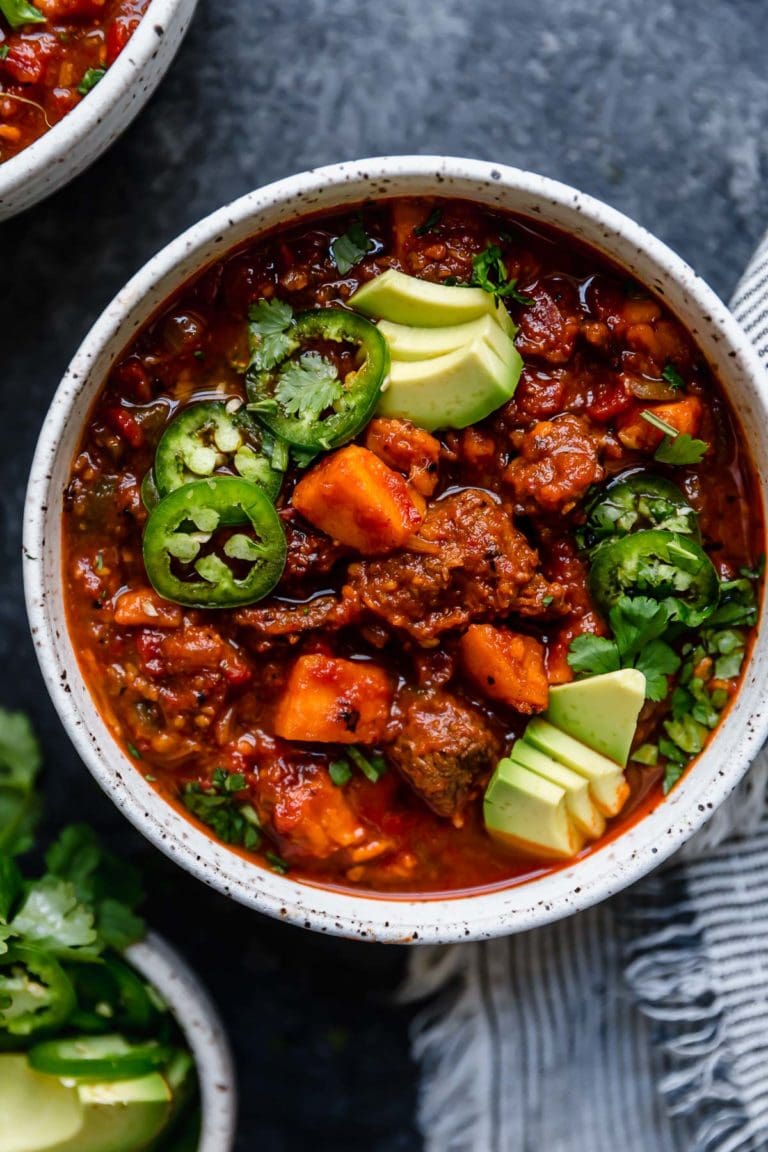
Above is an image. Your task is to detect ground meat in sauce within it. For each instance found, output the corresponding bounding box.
[62,196,763,895]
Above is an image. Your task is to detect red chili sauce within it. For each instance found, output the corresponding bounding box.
[0,0,150,161]
[62,197,763,896]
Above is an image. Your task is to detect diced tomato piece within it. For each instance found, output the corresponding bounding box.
[104,405,145,448]
[588,376,633,423]
[106,16,140,65]
[3,34,59,85]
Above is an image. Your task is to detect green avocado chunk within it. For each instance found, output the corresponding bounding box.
[377,313,517,360]
[0,1055,171,1152]
[525,718,630,817]
[483,758,585,860]
[0,1055,82,1152]
[509,739,606,840]
[349,268,517,337]
[545,669,646,768]
[377,319,523,430]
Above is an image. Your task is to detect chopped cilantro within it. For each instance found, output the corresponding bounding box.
[471,244,534,305]
[413,207,442,236]
[0,45,9,60]
[0,0,45,28]
[126,742,142,760]
[265,850,289,875]
[662,761,686,794]
[347,747,387,783]
[640,409,709,465]
[661,363,685,391]
[182,772,261,851]
[94,552,104,572]
[273,352,343,424]
[331,221,375,275]
[329,760,353,787]
[77,67,106,95]
[247,298,296,373]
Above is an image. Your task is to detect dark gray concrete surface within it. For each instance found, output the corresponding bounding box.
[1,1,767,1147]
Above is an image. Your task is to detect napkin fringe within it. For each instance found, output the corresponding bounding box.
[401,945,490,1152]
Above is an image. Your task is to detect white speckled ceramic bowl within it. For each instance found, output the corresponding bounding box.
[0,0,197,220]
[23,156,768,943]
[125,931,236,1150]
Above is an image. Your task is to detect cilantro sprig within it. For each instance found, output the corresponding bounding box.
[471,244,534,305]
[0,0,45,28]
[331,221,375,276]
[568,596,681,702]
[273,352,343,424]
[641,409,709,465]
[0,709,41,858]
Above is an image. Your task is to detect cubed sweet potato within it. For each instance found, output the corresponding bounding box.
[459,625,549,714]
[617,396,703,452]
[291,445,423,555]
[273,654,393,744]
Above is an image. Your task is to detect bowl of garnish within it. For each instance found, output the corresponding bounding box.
[24,156,768,942]
[0,708,236,1150]
[0,0,197,219]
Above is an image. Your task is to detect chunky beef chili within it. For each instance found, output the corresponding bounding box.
[0,0,150,161]
[62,197,763,895]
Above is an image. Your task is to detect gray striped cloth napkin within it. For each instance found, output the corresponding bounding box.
[403,233,768,1152]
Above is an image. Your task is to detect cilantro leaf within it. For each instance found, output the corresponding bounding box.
[567,634,621,677]
[0,0,45,28]
[635,639,682,702]
[274,353,342,424]
[331,222,375,275]
[0,709,41,792]
[8,876,97,958]
[567,597,680,701]
[77,67,105,95]
[654,433,709,466]
[0,710,42,857]
[640,410,709,465]
[247,298,296,372]
[347,747,387,783]
[471,244,533,305]
[661,363,685,391]
[413,207,442,236]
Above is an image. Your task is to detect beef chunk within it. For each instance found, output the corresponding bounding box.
[504,414,604,515]
[388,688,502,821]
[346,488,565,645]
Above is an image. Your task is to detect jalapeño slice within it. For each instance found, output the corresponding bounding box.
[246,308,389,451]
[154,401,285,501]
[0,944,76,1037]
[27,1033,173,1081]
[579,472,700,550]
[142,476,286,609]
[589,529,719,627]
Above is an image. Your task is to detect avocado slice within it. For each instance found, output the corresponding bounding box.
[377,313,517,361]
[545,669,646,767]
[0,1055,82,1152]
[349,268,517,338]
[377,322,523,430]
[59,1074,172,1152]
[525,718,630,817]
[510,739,606,840]
[484,758,585,860]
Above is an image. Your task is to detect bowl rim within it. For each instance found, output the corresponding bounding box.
[126,931,237,1151]
[0,0,196,199]
[23,154,768,943]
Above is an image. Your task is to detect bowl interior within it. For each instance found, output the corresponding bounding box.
[24,157,768,942]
